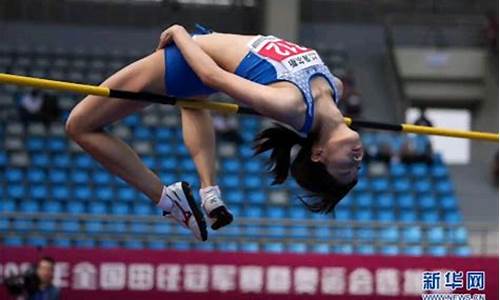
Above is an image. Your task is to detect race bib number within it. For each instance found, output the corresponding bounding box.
[249,36,323,72]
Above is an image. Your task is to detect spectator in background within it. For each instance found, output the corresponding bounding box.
[213,112,244,145]
[400,135,433,164]
[338,72,362,118]
[484,11,498,55]
[413,108,433,127]
[17,90,60,128]
[29,256,60,300]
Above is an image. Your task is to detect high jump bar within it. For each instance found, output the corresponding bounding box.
[0,72,498,143]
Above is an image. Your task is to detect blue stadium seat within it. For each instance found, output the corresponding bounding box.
[67,202,85,214]
[181,159,196,171]
[8,184,26,198]
[419,194,437,209]
[289,226,309,238]
[75,186,92,201]
[435,180,453,194]
[100,240,119,249]
[27,168,45,183]
[333,228,353,240]
[221,175,239,188]
[47,137,66,152]
[134,203,153,215]
[421,211,439,223]
[155,143,173,156]
[372,178,389,192]
[148,241,167,250]
[389,163,407,177]
[6,168,23,183]
[402,226,422,243]
[32,153,50,167]
[393,178,411,193]
[415,180,432,194]
[61,220,80,232]
[267,226,286,237]
[357,228,375,241]
[94,171,112,185]
[124,114,140,126]
[75,155,93,169]
[42,201,62,213]
[241,242,259,252]
[243,175,262,189]
[124,240,144,249]
[454,246,471,256]
[289,207,307,219]
[130,222,149,233]
[171,241,191,250]
[267,207,285,218]
[107,221,127,233]
[86,221,104,233]
[12,220,33,231]
[195,242,215,251]
[356,244,375,255]
[403,246,423,256]
[48,169,67,184]
[155,128,173,141]
[160,158,176,170]
[26,236,48,247]
[312,243,330,254]
[54,238,71,248]
[354,209,373,221]
[288,243,307,253]
[111,203,129,215]
[431,165,448,178]
[380,226,399,242]
[410,163,428,177]
[264,242,284,253]
[4,236,23,247]
[400,211,417,222]
[248,191,266,204]
[376,193,394,208]
[450,227,468,244]
[75,239,96,248]
[244,206,263,218]
[96,187,113,201]
[239,146,254,158]
[356,194,374,207]
[134,127,152,140]
[30,185,48,199]
[381,245,399,255]
[27,137,45,151]
[397,194,415,208]
[0,219,9,230]
[243,160,261,173]
[53,154,70,168]
[71,170,89,184]
[427,227,445,244]
[334,208,351,221]
[88,201,107,214]
[427,246,447,256]
[222,159,240,172]
[1,200,16,212]
[118,187,136,202]
[226,190,244,204]
[38,220,57,232]
[444,211,462,223]
[439,195,457,210]
[377,210,396,222]
[218,242,238,252]
[333,244,353,254]
[0,152,7,167]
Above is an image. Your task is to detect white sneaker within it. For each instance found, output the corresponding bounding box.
[162,181,208,241]
[200,186,233,230]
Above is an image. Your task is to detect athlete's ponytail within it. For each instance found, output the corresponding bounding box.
[253,123,357,214]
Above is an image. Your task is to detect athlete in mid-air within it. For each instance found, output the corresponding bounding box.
[65,24,364,241]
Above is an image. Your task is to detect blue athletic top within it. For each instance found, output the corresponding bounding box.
[164,25,342,137]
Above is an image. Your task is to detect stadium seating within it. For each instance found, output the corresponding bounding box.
[0,44,470,256]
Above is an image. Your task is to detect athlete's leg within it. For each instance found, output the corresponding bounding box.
[180,106,217,188]
[65,50,165,203]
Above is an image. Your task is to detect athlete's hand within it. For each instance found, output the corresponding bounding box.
[156,24,185,50]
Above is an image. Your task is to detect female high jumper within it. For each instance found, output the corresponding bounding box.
[65,24,364,241]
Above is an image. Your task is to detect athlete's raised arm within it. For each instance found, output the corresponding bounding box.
[157,24,301,126]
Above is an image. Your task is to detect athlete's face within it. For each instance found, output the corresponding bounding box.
[311,125,363,184]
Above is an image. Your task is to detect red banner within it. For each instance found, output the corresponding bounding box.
[0,247,497,300]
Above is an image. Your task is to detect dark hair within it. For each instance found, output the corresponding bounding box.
[37,256,55,268]
[253,124,357,214]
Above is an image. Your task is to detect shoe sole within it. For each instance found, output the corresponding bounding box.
[181,181,208,241]
[208,206,234,230]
